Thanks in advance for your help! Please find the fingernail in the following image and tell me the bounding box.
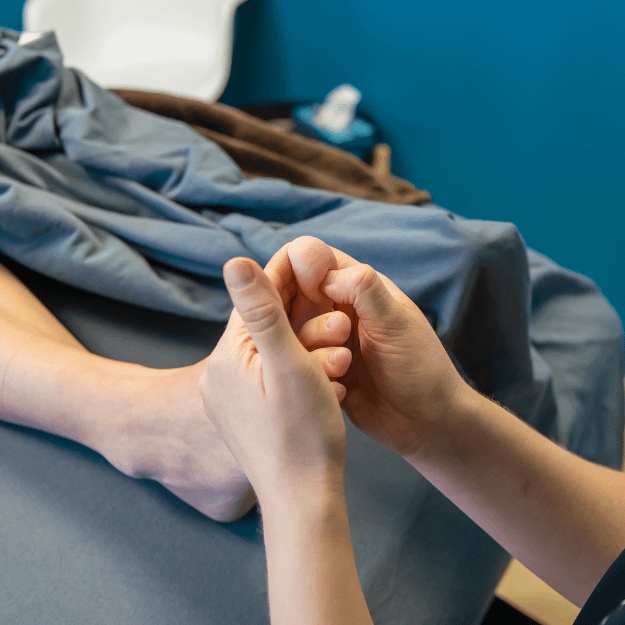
[226,261,254,289]
[326,312,340,330]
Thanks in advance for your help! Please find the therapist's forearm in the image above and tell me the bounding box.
[260,484,374,625]
[404,385,625,607]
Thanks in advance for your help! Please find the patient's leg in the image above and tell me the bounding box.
[0,262,257,522]
[0,263,86,349]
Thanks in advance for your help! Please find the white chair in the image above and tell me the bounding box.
[22,0,247,101]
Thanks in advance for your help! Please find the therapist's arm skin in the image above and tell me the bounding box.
[258,384,625,619]
[260,483,374,625]
[403,385,625,608]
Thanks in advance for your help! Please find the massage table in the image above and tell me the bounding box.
[0,253,512,624]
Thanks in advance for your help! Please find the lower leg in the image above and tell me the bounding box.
[0,263,86,349]
[0,263,257,522]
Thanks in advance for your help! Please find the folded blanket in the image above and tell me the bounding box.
[0,28,623,467]
[111,89,431,206]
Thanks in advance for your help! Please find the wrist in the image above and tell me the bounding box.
[259,480,350,574]
[257,475,346,519]
[260,476,374,625]
[401,379,480,465]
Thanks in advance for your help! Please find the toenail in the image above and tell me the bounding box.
[329,350,338,365]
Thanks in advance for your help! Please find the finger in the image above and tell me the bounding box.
[286,241,360,354]
[320,263,401,326]
[327,244,415,309]
[287,237,338,334]
[325,244,358,271]
[296,311,352,351]
[311,346,352,379]
[332,381,347,404]
[287,236,338,306]
[223,258,307,375]
[264,238,339,335]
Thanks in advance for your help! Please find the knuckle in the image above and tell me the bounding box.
[241,300,282,334]
[353,264,378,291]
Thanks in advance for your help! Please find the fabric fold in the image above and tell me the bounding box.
[111,88,431,206]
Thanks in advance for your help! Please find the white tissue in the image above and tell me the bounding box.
[17,31,47,46]
[312,84,362,133]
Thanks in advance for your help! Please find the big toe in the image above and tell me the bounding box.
[288,236,338,304]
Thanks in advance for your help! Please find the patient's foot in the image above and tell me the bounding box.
[99,307,352,523]
[104,358,258,523]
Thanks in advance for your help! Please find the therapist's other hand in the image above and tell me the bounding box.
[288,236,467,458]
[198,256,351,506]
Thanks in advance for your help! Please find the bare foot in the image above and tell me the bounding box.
[99,306,352,524]
[104,358,258,523]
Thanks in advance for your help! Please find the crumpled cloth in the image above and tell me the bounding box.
[111,89,431,206]
[0,28,623,465]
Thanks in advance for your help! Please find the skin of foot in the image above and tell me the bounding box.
[102,317,352,523]
[105,357,258,523]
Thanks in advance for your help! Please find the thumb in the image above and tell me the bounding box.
[320,263,401,325]
[224,257,306,373]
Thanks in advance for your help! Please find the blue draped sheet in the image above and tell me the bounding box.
[0,27,623,467]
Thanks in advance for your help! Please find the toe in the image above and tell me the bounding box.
[312,346,352,378]
[297,311,351,350]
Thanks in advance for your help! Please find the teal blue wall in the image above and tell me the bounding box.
[0,0,22,30]
[3,0,625,326]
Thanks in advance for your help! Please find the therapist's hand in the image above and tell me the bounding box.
[198,251,352,506]
[287,236,468,459]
